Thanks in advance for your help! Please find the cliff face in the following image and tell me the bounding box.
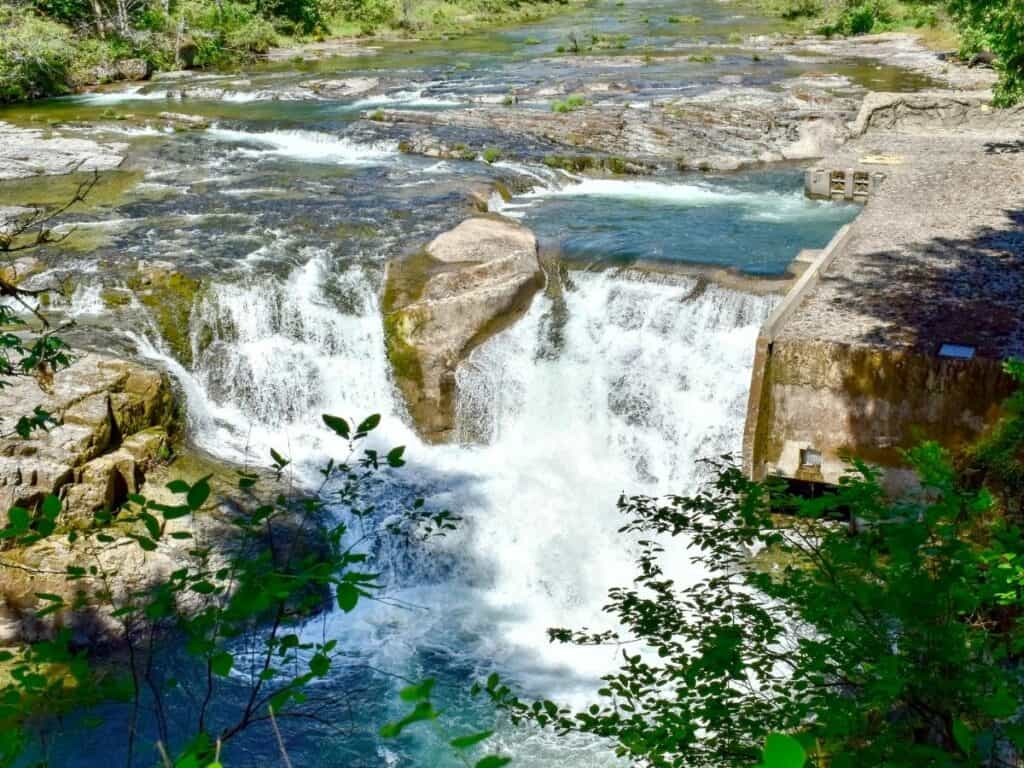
[0,355,176,521]
[746,338,1017,491]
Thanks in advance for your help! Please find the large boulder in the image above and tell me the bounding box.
[382,216,543,442]
[0,354,175,523]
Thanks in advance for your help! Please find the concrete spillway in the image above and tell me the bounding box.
[743,92,1024,492]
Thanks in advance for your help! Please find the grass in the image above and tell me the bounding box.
[551,93,587,112]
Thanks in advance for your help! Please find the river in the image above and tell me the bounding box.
[0,0,925,764]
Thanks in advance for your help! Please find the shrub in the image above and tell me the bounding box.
[334,0,395,31]
[482,147,501,163]
[33,0,93,27]
[825,0,892,36]
[949,0,1024,106]
[551,93,586,112]
[778,0,823,20]
[225,15,279,53]
[0,10,76,102]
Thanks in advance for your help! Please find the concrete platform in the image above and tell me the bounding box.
[744,93,1024,490]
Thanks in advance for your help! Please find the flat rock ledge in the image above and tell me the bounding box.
[0,123,126,181]
[383,216,544,442]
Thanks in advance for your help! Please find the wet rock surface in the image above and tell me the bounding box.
[371,76,860,172]
[0,123,126,180]
[382,216,544,442]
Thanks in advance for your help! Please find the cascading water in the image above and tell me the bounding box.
[126,244,774,764]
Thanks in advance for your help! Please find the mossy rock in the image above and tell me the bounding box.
[127,268,205,367]
[381,217,543,442]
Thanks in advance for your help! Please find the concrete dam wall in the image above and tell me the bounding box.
[743,93,1024,491]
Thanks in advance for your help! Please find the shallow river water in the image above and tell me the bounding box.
[0,1,923,764]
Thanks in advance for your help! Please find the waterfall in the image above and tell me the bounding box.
[141,255,774,709]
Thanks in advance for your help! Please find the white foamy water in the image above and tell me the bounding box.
[133,251,772,705]
[519,176,849,222]
[68,86,170,104]
[205,127,398,164]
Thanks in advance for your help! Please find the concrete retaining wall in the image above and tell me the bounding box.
[745,340,1015,491]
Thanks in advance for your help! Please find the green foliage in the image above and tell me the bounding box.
[776,0,823,20]
[0,410,461,764]
[823,0,893,35]
[551,93,586,112]
[333,0,395,32]
[380,676,511,766]
[947,0,1024,105]
[489,377,1024,767]
[33,0,93,26]
[0,9,76,102]
[482,147,502,163]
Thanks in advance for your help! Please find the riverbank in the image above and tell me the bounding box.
[0,0,581,104]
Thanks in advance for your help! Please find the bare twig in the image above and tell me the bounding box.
[268,706,294,768]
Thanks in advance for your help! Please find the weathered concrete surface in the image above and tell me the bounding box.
[744,94,1024,489]
[0,354,175,521]
[0,123,126,180]
[382,216,543,442]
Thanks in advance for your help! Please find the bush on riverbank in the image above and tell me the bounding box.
[948,0,1024,106]
[0,9,76,101]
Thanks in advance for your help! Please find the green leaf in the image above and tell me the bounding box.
[187,477,211,510]
[357,414,381,434]
[758,734,806,768]
[378,701,438,738]
[140,512,161,540]
[270,448,290,469]
[450,730,493,749]
[210,651,233,677]
[41,494,61,520]
[34,592,64,603]
[322,414,350,439]
[132,535,158,552]
[386,446,406,467]
[167,479,190,494]
[337,582,359,612]
[8,507,30,530]
[309,653,330,676]
[399,678,436,702]
[953,719,973,756]
[475,757,512,768]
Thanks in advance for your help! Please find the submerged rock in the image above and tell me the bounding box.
[158,111,210,129]
[301,76,381,99]
[382,216,544,442]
